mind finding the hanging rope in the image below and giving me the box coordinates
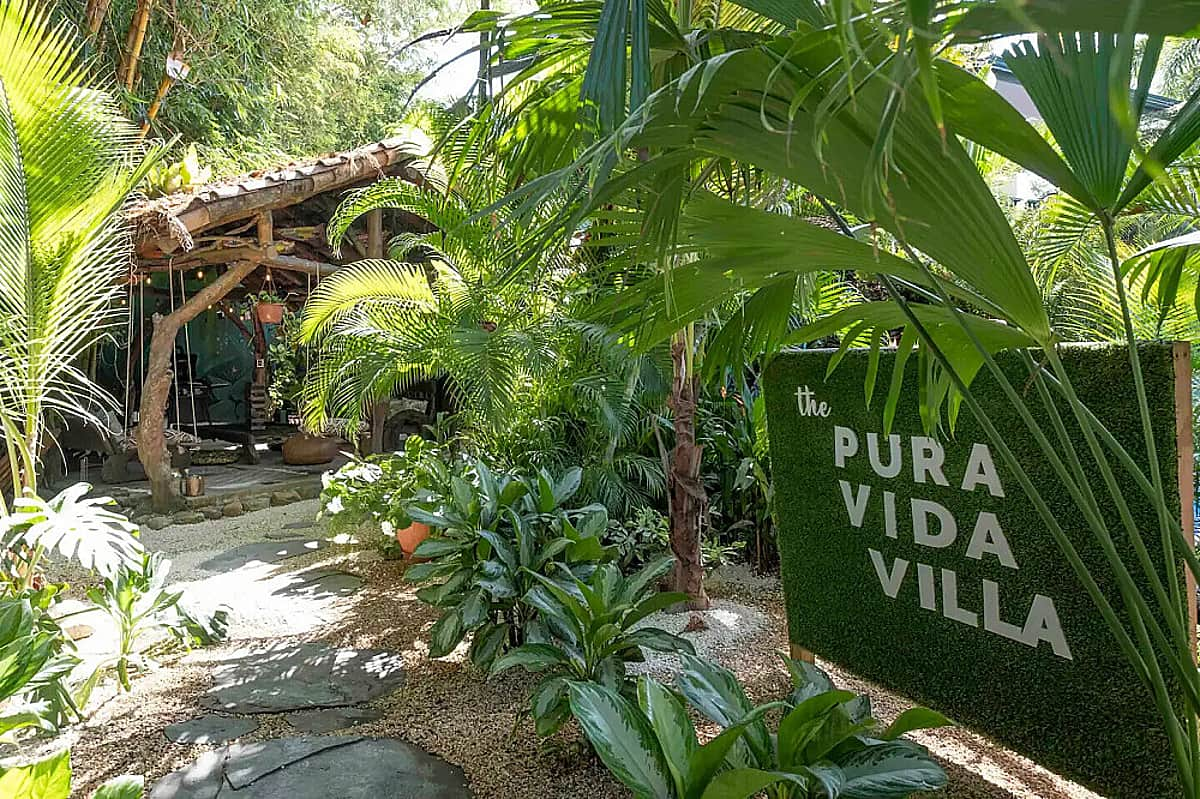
[179,270,199,438]
[167,262,180,432]
[138,269,146,424]
[123,266,135,430]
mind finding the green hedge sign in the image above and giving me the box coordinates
[763,344,1192,798]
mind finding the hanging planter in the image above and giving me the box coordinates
[256,302,285,324]
[253,290,287,324]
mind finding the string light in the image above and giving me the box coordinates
[196,269,205,279]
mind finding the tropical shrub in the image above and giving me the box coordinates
[569,655,949,799]
[605,507,670,570]
[0,595,68,738]
[1,485,143,595]
[677,654,950,797]
[698,387,775,571]
[406,460,611,669]
[319,435,445,538]
[491,557,693,736]
[1,486,146,726]
[84,552,228,691]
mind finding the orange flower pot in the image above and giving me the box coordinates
[395,521,430,560]
[256,302,285,324]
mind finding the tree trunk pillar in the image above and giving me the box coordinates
[138,260,259,511]
[668,336,710,609]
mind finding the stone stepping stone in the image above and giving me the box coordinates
[273,569,363,600]
[284,707,382,734]
[149,736,471,798]
[164,714,259,745]
[197,538,327,573]
[202,641,405,714]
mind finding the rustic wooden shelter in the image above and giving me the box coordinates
[126,138,426,510]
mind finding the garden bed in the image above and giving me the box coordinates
[45,506,1101,799]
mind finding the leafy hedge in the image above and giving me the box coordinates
[763,344,1187,798]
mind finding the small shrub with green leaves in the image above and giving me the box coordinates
[570,654,949,798]
[319,435,444,539]
[406,460,611,670]
[680,653,949,797]
[1,484,147,726]
[605,507,670,569]
[1,484,144,594]
[85,552,229,691]
[491,556,694,736]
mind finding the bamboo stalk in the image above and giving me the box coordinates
[120,0,154,91]
[137,72,174,139]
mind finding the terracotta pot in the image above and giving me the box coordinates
[395,521,430,559]
[256,302,285,324]
[281,432,344,465]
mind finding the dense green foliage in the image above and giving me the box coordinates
[319,434,445,536]
[405,458,617,669]
[56,0,449,168]
[491,557,693,736]
[569,654,948,799]
[765,345,1184,798]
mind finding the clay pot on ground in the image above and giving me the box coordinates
[395,521,430,560]
[256,302,285,324]
[281,432,344,465]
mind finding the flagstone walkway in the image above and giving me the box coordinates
[97,502,475,799]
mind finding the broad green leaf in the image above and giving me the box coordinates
[428,609,465,658]
[637,677,696,798]
[554,467,583,504]
[412,538,472,559]
[776,690,854,769]
[622,628,695,656]
[568,681,673,799]
[699,768,802,799]
[470,622,509,670]
[677,654,769,769]
[491,643,569,675]
[0,750,71,799]
[92,775,144,799]
[881,706,952,740]
[838,744,948,798]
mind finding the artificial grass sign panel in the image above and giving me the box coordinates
[763,344,1192,799]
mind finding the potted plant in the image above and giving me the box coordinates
[319,434,442,559]
[253,289,287,324]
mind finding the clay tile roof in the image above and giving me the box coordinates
[128,137,423,251]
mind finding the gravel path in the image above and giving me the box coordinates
[47,507,1102,799]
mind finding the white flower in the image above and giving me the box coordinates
[325,496,344,514]
[381,520,394,536]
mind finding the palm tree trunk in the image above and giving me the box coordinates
[667,333,709,609]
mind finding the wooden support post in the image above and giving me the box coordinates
[789,643,816,664]
[138,260,258,511]
[366,208,383,259]
[1174,342,1198,661]
[257,211,274,246]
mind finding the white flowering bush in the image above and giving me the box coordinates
[319,435,444,537]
